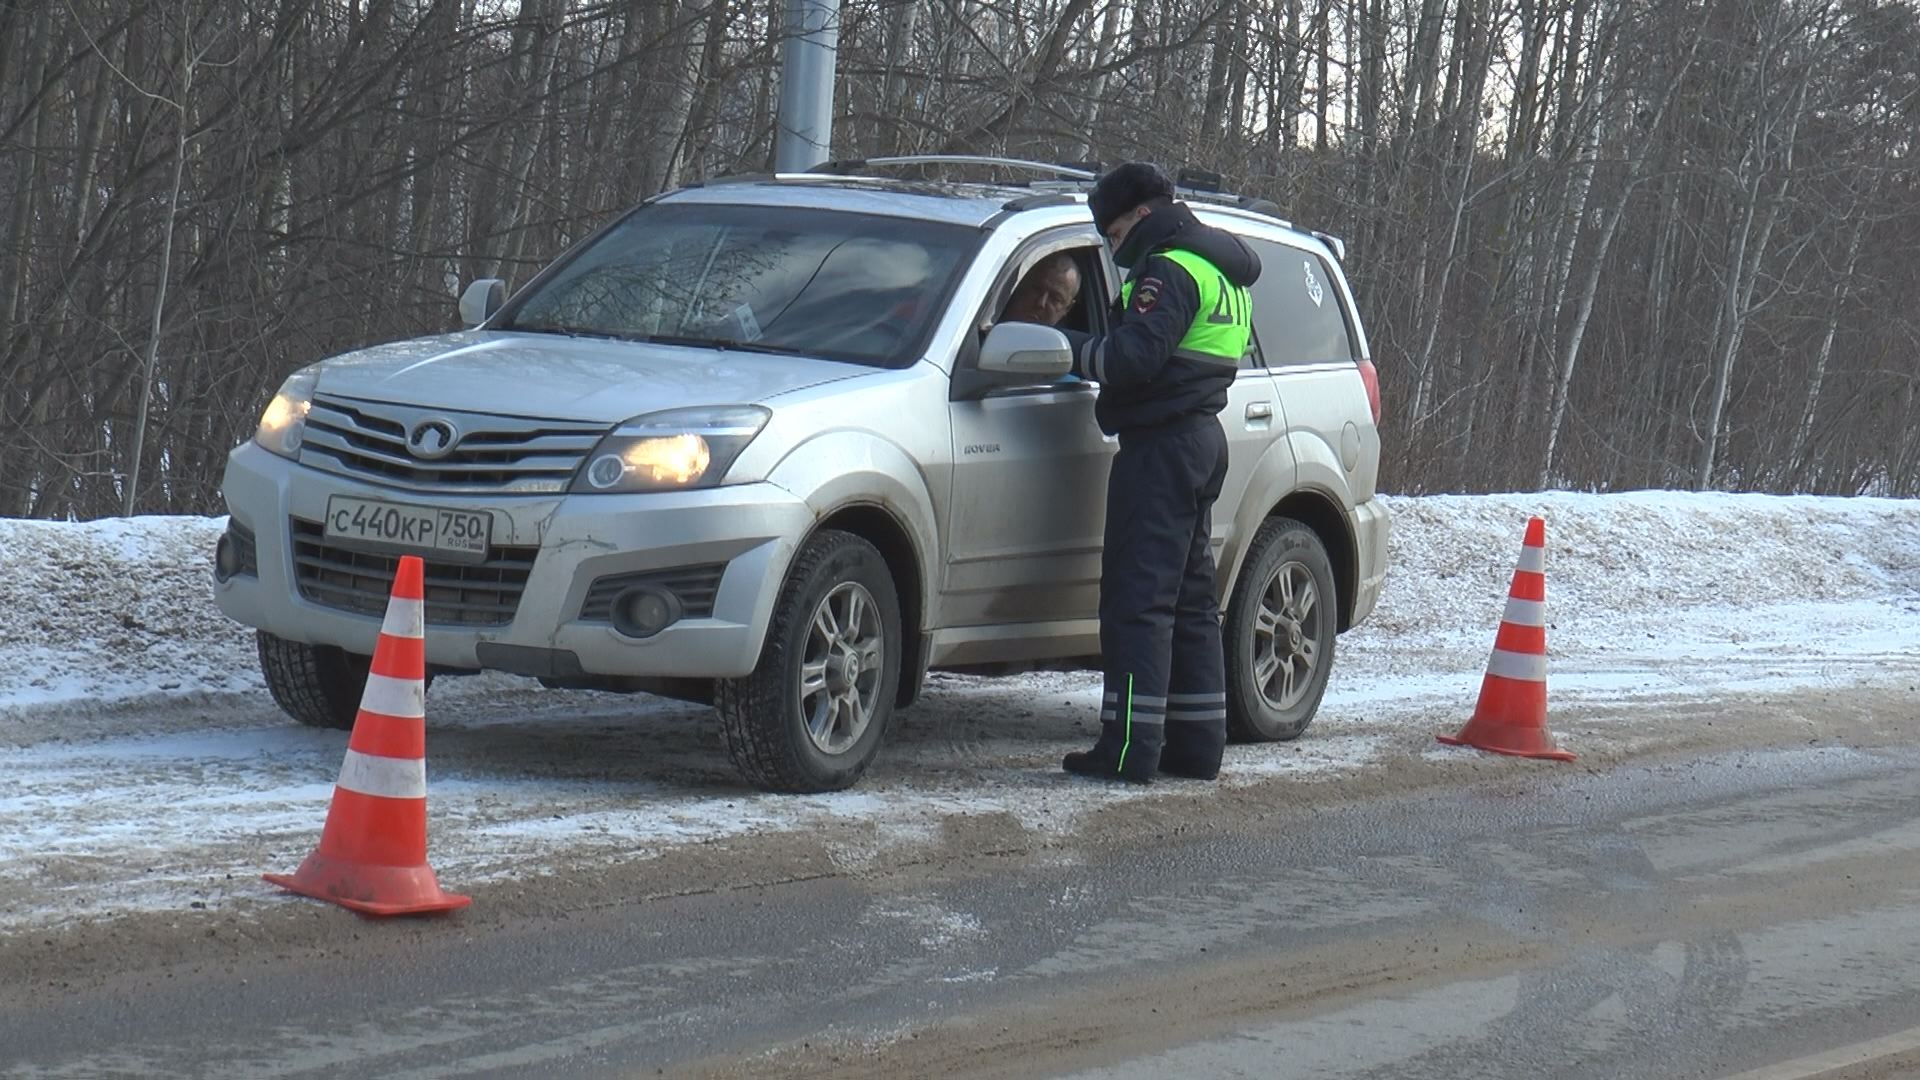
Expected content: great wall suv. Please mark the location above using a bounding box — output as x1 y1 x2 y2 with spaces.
212 158 1389 794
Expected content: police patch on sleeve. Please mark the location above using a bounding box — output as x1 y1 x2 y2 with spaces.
1133 277 1163 314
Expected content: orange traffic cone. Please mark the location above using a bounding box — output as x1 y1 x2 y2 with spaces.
1437 516 1575 762
265 555 471 915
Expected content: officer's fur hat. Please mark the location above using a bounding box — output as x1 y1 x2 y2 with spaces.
1088 162 1176 233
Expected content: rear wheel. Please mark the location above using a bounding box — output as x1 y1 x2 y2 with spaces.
716 531 901 793
1223 518 1338 742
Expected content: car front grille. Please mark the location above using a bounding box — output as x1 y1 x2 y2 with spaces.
298 394 606 494
580 565 728 621
290 519 537 626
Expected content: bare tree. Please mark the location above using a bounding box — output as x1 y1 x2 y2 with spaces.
3 0 1918 517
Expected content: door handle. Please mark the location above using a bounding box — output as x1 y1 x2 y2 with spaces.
1245 402 1273 421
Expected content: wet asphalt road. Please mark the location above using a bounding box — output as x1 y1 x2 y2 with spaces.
5 744 1920 1079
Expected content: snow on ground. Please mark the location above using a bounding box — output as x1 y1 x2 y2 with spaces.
1 492 1917 930
0 515 260 713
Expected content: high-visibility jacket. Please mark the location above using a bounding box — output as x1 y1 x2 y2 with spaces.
1067 202 1262 436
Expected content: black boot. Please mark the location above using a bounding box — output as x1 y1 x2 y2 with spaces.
1063 723 1160 784
1059 687 1159 780
1156 739 1222 780
1160 694 1227 780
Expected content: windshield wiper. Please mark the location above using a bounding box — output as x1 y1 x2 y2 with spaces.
505 323 639 342
640 334 810 357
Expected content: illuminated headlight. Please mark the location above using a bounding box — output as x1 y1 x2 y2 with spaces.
253 369 318 459
573 406 770 494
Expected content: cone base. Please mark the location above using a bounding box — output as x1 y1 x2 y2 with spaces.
264 852 470 917
1436 730 1576 762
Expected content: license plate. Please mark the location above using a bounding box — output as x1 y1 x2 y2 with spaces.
323 496 492 560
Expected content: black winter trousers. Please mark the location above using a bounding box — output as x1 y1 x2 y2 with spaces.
1095 415 1231 773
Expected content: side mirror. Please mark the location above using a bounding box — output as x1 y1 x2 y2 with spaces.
979 322 1073 380
459 278 506 327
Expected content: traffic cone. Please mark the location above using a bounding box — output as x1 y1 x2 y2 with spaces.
1437 516 1575 762
265 555 471 916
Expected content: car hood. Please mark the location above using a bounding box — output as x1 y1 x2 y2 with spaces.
310 331 868 423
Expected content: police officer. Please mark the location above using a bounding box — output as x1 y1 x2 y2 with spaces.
1059 162 1260 784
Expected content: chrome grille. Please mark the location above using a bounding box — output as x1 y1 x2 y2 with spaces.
290 519 536 626
580 564 728 621
298 395 605 493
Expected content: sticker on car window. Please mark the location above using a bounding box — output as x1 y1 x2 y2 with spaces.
731 303 763 341
1303 260 1324 309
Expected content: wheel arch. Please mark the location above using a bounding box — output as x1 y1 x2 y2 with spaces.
763 429 941 709
1237 488 1359 632
806 501 928 709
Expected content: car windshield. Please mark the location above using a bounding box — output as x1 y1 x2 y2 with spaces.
498 202 981 367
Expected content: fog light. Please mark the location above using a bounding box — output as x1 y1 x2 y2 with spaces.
610 586 681 639
214 533 239 583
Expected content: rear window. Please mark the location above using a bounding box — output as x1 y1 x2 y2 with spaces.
499 203 981 367
1243 238 1356 367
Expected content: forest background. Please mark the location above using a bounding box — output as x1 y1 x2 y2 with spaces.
2 0 1916 518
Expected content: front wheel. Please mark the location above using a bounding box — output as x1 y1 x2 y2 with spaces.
257 631 370 730
716 530 902 793
1223 518 1339 742
258 630 437 729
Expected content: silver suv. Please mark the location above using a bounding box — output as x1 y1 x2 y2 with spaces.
213 158 1389 793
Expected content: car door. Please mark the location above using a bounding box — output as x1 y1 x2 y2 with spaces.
1214 355 1294 588
943 232 1115 648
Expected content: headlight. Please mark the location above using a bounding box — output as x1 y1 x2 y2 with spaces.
254 369 318 459
572 405 770 494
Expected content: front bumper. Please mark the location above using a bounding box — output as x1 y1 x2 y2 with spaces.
213 442 812 679
1347 497 1390 629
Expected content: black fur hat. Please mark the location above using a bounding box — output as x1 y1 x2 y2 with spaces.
1088 161 1176 232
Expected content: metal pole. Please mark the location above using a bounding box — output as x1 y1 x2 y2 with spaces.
773 0 840 172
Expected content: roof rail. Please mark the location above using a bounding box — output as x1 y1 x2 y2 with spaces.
765 155 1319 240
811 155 1099 181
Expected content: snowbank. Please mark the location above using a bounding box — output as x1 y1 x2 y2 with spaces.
0 516 259 713
2 492 1915 718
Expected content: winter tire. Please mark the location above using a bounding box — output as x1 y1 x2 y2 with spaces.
716 530 902 794
1223 518 1338 742
258 630 373 730
257 630 435 730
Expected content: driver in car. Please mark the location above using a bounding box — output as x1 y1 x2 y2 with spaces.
1000 252 1082 327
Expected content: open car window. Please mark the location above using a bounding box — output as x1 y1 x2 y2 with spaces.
969 239 1108 363
497 203 982 368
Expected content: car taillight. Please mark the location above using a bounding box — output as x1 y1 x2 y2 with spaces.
1357 358 1381 425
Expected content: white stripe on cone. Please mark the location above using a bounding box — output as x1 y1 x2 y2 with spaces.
1516 545 1546 574
381 596 425 639
1501 597 1547 627
1485 647 1548 683
336 748 428 800
359 671 426 719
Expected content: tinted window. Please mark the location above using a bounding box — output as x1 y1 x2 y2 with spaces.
500 203 980 367
1243 238 1355 367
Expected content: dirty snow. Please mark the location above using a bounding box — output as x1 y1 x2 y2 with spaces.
1 491 1917 930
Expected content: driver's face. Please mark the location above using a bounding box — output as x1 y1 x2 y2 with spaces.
1005 267 1081 326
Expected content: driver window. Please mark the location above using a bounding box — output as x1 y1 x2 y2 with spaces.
992 246 1101 337
968 241 1107 386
